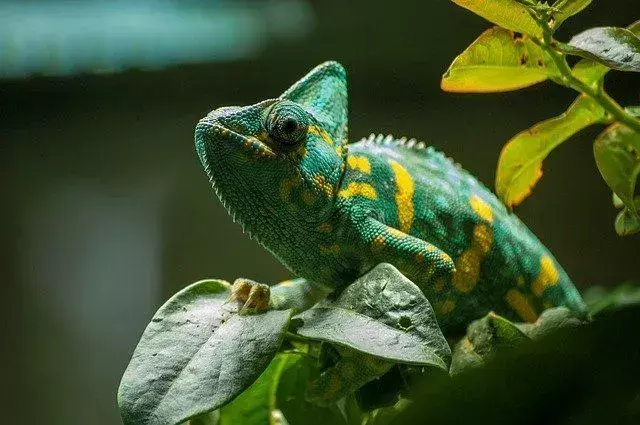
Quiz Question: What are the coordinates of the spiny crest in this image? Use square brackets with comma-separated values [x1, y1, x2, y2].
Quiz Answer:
[356, 133, 464, 171]
[359, 133, 427, 150]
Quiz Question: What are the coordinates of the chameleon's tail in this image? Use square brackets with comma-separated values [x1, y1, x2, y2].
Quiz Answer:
[498, 215, 588, 322]
[538, 260, 589, 320]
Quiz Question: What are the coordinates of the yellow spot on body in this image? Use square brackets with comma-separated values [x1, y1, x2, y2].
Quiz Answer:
[308, 125, 334, 146]
[438, 299, 456, 315]
[280, 177, 300, 202]
[505, 288, 538, 322]
[440, 251, 452, 264]
[334, 145, 343, 156]
[347, 155, 371, 174]
[532, 255, 560, 297]
[255, 149, 276, 159]
[312, 174, 334, 197]
[472, 223, 493, 255]
[317, 222, 333, 233]
[387, 227, 405, 239]
[389, 160, 415, 233]
[452, 223, 493, 294]
[244, 137, 276, 159]
[371, 235, 386, 251]
[279, 280, 295, 287]
[470, 195, 494, 223]
[320, 244, 340, 254]
[338, 182, 378, 200]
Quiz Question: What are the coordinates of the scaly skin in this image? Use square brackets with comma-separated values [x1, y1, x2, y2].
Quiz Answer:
[194, 61, 587, 335]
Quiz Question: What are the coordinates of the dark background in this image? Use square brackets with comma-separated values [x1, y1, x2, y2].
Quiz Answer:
[2, 0, 638, 423]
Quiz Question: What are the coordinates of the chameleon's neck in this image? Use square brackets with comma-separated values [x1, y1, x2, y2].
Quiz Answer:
[205, 153, 343, 278]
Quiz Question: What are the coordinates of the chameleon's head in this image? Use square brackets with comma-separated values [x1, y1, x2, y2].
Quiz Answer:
[195, 61, 348, 238]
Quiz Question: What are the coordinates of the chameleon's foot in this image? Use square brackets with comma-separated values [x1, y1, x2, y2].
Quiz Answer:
[230, 278, 270, 314]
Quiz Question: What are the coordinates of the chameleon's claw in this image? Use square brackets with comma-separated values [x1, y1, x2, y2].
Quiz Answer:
[230, 278, 271, 314]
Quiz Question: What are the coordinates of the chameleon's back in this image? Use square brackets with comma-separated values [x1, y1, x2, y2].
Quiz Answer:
[347, 135, 587, 331]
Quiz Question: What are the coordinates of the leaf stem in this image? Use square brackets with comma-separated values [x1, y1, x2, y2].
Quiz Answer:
[536, 14, 640, 133]
[284, 331, 313, 344]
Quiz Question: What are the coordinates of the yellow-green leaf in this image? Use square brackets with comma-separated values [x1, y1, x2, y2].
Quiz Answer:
[553, 0, 593, 27]
[496, 95, 605, 207]
[452, 0, 542, 37]
[593, 123, 640, 208]
[442, 27, 556, 93]
[615, 206, 640, 236]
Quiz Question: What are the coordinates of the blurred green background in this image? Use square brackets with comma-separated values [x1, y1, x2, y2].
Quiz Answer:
[2, 0, 638, 423]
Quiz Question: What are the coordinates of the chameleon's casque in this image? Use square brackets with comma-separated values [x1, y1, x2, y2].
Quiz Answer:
[195, 61, 587, 332]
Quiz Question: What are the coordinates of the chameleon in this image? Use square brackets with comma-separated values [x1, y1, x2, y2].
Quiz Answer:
[194, 61, 587, 335]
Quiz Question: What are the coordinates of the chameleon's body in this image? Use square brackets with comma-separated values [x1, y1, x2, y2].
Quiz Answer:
[195, 61, 587, 335]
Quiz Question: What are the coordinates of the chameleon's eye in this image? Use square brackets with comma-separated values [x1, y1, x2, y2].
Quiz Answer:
[266, 101, 309, 149]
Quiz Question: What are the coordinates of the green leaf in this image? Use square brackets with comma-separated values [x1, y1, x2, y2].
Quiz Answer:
[118, 279, 292, 425]
[487, 312, 530, 345]
[516, 307, 584, 340]
[572, 20, 640, 84]
[615, 204, 640, 236]
[218, 355, 288, 425]
[450, 312, 529, 375]
[567, 27, 640, 72]
[367, 399, 412, 425]
[583, 283, 640, 316]
[451, 0, 542, 37]
[441, 27, 555, 93]
[571, 58, 610, 86]
[613, 192, 625, 208]
[593, 123, 640, 208]
[393, 305, 640, 425]
[496, 95, 605, 207]
[344, 394, 366, 425]
[276, 354, 346, 425]
[295, 263, 450, 369]
[626, 106, 640, 117]
[553, 0, 593, 27]
[189, 411, 219, 425]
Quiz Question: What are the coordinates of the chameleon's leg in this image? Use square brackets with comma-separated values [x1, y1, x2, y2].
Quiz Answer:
[307, 347, 392, 405]
[355, 217, 455, 281]
[231, 277, 329, 314]
[270, 278, 330, 313]
[230, 278, 270, 314]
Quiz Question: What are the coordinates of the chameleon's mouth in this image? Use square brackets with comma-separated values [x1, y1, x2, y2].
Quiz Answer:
[195, 101, 278, 164]
[195, 119, 276, 163]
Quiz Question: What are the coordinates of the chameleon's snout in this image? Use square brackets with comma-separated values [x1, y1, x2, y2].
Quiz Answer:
[195, 100, 279, 169]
